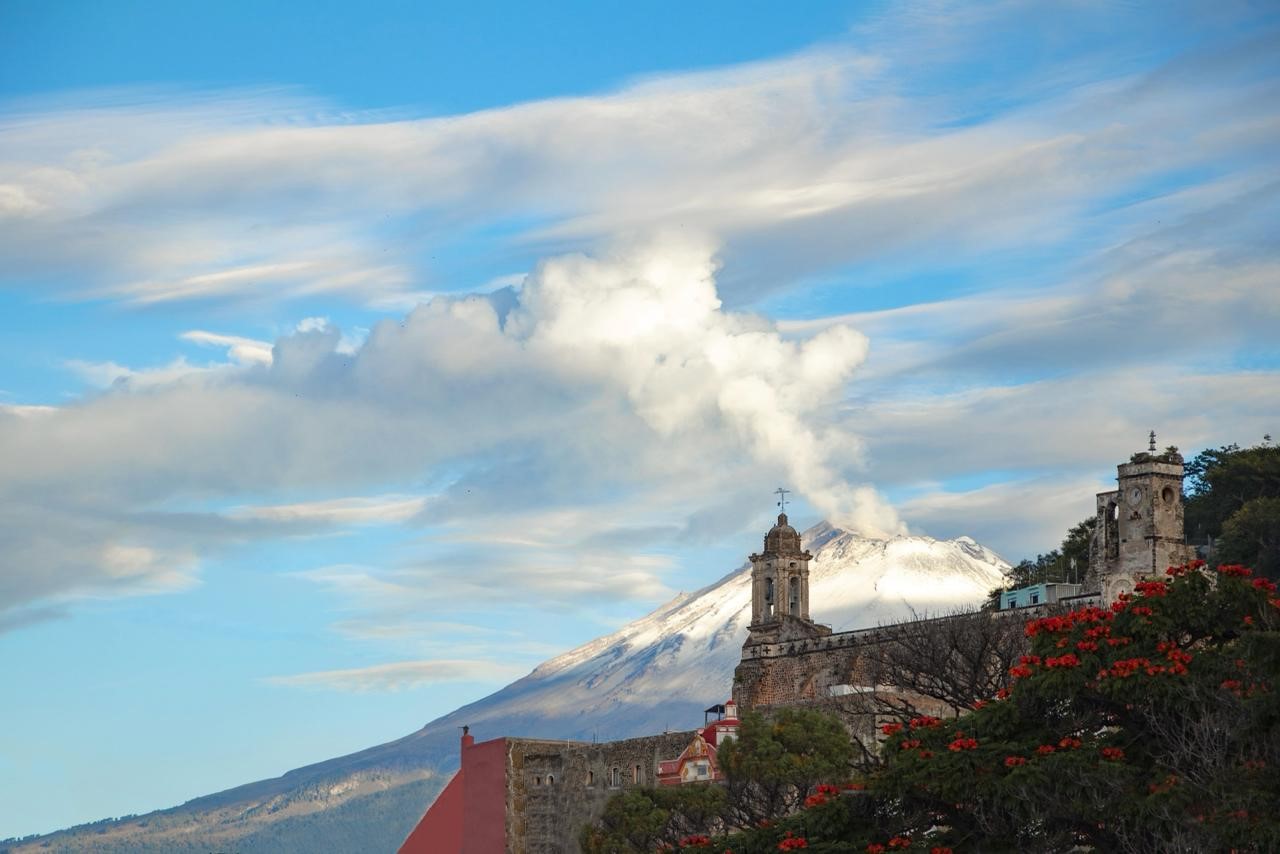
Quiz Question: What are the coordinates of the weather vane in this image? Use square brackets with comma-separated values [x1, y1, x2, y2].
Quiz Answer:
[1149, 430, 1157, 453]
[774, 487, 790, 513]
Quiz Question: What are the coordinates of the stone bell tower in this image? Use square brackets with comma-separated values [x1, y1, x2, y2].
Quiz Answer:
[1088, 432, 1195, 604]
[746, 511, 830, 646]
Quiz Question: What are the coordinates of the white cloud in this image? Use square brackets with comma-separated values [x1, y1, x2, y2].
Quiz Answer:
[263, 659, 529, 692]
[2, 11, 1274, 309]
[232, 494, 429, 525]
[180, 330, 274, 365]
[0, 238, 898, 629]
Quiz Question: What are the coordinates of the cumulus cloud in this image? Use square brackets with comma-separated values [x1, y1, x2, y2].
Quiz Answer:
[0, 238, 895, 630]
[1, 0, 1275, 640]
[263, 659, 530, 692]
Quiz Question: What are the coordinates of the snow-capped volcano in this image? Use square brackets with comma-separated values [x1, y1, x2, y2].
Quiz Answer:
[9, 522, 1008, 854]
[460, 521, 1009, 736]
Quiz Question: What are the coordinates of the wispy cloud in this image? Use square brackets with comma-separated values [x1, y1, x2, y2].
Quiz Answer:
[263, 659, 529, 692]
[0, 1, 1275, 633]
[231, 494, 429, 525]
[180, 330, 274, 366]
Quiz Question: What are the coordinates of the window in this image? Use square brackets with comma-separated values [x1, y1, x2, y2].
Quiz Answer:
[1030, 593, 1039, 605]
[535, 776, 542, 786]
[1008, 596, 1017, 608]
[633, 764, 641, 783]
[789, 577, 800, 614]
[546, 775, 554, 785]
[587, 770, 594, 786]
[610, 767, 620, 787]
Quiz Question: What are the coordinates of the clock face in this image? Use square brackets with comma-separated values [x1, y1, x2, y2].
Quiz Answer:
[1128, 487, 1143, 506]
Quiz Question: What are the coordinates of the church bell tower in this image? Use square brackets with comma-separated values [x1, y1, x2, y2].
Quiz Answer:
[1088, 432, 1195, 604]
[745, 495, 830, 647]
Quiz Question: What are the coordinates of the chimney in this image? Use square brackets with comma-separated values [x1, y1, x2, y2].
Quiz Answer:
[460, 724, 474, 759]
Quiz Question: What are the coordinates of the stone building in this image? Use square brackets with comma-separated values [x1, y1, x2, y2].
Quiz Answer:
[734, 514, 955, 743]
[402, 444, 1199, 851]
[1087, 434, 1196, 604]
[400, 728, 696, 854]
[746, 512, 831, 646]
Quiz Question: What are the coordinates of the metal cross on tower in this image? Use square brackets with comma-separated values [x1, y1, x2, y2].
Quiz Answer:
[774, 487, 790, 513]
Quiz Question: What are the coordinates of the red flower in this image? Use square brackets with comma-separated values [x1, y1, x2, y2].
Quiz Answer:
[909, 716, 942, 729]
[1036, 744, 1056, 755]
[1218, 564, 1252, 577]
[948, 737, 979, 752]
[900, 739, 922, 750]
[1135, 580, 1168, 597]
[815, 784, 840, 795]
[804, 794, 827, 808]
[930, 848, 954, 854]
[779, 832, 808, 850]
[1004, 756, 1027, 767]
[1252, 577, 1277, 593]
[1058, 737, 1082, 750]
[865, 845, 885, 854]
[881, 723, 903, 736]
[888, 838, 911, 849]
[918, 750, 934, 759]
[679, 835, 712, 848]
[1100, 747, 1125, 762]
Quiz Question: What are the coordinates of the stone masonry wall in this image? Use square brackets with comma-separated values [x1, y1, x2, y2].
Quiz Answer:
[506, 731, 695, 854]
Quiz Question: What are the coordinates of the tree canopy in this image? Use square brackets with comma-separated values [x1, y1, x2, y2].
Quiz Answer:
[592, 561, 1280, 852]
[1185, 441, 1280, 579]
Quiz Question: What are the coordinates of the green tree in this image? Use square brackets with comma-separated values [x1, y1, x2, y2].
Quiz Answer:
[578, 785, 726, 854]
[717, 707, 854, 829]
[985, 517, 1095, 609]
[1218, 497, 1280, 580]
[703, 563, 1280, 852]
[867, 562, 1280, 853]
[1184, 441, 1280, 578]
[580, 707, 852, 851]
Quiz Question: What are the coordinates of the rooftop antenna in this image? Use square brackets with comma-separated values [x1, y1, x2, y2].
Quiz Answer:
[774, 487, 791, 514]
[1149, 430, 1157, 453]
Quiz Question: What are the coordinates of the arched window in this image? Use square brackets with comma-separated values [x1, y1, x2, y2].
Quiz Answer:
[587, 770, 594, 786]
[764, 576, 775, 618]
[789, 577, 800, 614]
[633, 764, 641, 783]
[547, 775, 554, 785]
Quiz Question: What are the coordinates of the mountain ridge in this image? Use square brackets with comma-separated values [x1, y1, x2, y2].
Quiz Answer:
[5, 523, 1009, 854]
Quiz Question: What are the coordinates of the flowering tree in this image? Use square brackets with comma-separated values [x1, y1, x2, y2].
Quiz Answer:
[868, 562, 1280, 852]
[588, 563, 1279, 852]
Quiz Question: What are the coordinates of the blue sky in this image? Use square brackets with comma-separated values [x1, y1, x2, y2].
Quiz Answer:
[2, 0, 1279, 839]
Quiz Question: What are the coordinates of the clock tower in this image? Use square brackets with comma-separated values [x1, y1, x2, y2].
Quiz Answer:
[1088, 432, 1195, 604]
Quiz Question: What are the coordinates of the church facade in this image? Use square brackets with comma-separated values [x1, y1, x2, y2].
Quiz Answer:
[401, 436, 1197, 852]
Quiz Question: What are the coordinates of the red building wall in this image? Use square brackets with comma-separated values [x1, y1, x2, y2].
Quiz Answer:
[399, 734, 508, 854]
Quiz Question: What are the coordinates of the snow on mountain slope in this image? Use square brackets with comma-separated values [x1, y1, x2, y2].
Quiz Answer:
[455, 520, 1010, 729]
[8, 522, 1009, 853]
